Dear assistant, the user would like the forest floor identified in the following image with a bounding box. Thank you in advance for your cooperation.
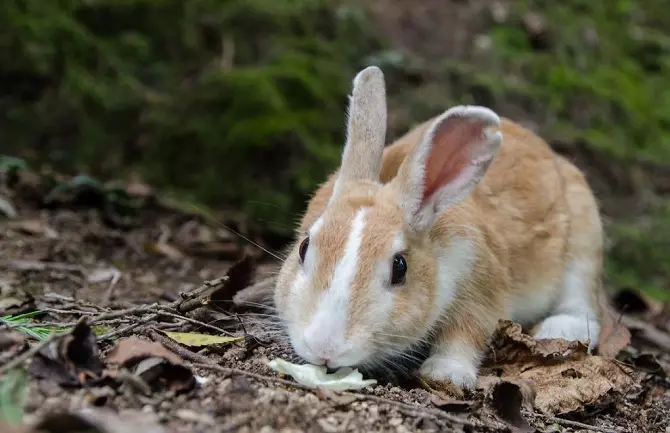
[0,171,668,433]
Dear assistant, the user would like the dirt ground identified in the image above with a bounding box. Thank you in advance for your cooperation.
[0,174,669,433]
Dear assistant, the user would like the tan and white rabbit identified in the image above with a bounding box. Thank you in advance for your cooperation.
[274,66,605,391]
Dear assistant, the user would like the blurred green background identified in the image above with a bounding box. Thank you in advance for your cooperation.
[1,0,669,299]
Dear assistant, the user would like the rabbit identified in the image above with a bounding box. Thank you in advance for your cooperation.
[273,66,605,392]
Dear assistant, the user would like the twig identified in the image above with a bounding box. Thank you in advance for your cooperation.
[186,362,497,429]
[4,319,131,329]
[98,314,159,341]
[101,271,122,306]
[621,315,670,352]
[147,308,233,336]
[536,414,621,433]
[148,329,214,365]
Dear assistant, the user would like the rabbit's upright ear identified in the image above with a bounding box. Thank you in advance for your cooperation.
[331,66,387,202]
[391,106,503,232]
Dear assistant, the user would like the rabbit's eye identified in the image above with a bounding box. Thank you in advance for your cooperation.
[298,237,310,264]
[391,254,407,285]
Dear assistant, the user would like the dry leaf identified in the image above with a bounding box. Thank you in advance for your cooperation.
[481,320,637,416]
[106,338,183,366]
[597,292,631,358]
[487,380,535,432]
[208,255,255,313]
[105,337,195,393]
[160,331,242,347]
[28,322,104,387]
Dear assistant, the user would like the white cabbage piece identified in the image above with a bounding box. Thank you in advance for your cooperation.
[267,358,377,391]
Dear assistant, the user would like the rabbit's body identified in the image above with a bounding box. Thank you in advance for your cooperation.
[274,67,604,391]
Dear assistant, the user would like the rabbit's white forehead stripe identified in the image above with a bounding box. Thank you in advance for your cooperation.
[300,208,368,361]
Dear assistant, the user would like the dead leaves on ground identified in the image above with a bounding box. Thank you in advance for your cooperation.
[478,320,635,416]
[106,337,195,393]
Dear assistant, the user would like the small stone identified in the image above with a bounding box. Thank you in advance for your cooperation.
[389,418,403,427]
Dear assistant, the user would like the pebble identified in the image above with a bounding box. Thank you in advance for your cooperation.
[389,417,403,427]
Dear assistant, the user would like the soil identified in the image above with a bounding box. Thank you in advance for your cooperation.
[1,180,669,433]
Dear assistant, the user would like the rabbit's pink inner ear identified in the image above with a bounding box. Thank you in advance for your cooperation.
[421,117,485,204]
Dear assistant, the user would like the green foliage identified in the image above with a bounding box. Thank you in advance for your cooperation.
[0,311,64,340]
[0,367,28,425]
[606,203,670,300]
[0,0,381,233]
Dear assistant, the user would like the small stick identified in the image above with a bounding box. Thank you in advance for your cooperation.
[537,414,622,433]
[147,329,214,365]
[147,308,233,336]
[98,314,159,341]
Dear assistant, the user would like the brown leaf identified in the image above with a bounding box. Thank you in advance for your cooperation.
[208,255,255,313]
[485,320,589,371]
[105,337,195,393]
[487,380,535,432]
[106,338,184,366]
[526,357,634,415]
[28,321,104,387]
[597,292,631,358]
[481,320,637,416]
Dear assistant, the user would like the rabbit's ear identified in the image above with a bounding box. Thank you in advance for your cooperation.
[331,66,387,202]
[390,106,503,232]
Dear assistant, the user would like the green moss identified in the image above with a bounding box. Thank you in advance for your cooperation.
[0,0,382,234]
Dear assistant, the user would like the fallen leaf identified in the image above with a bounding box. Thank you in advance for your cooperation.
[105,337,195,393]
[208,255,255,313]
[481,320,637,416]
[597,292,631,358]
[6,220,58,239]
[28,321,104,387]
[0,367,29,426]
[267,358,376,391]
[160,331,242,347]
[430,395,474,413]
[32,407,170,433]
[487,380,535,432]
[106,338,183,366]
[87,268,121,285]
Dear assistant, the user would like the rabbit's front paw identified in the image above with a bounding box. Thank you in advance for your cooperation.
[419,353,478,391]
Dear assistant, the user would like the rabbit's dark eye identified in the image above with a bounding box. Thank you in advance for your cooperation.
[298,237,309,264]
[391,253,407,285]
